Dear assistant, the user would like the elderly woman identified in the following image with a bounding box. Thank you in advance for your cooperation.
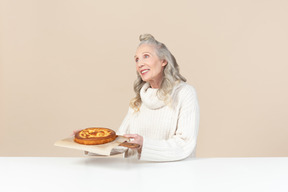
[117,34,200,161]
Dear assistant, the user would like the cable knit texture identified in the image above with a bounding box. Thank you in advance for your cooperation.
[117,81,200,162]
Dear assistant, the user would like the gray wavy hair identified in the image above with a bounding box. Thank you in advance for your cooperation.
[130,34,186,111]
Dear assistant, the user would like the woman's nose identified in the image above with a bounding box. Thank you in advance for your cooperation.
[137,60,144,68]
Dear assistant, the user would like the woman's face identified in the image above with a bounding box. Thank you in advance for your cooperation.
[134,44,167,88]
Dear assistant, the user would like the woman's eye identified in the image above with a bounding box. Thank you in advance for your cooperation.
[135,58,139,62]
[144,54,149,58]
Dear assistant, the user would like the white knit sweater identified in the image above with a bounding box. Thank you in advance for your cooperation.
[117,81,200,162]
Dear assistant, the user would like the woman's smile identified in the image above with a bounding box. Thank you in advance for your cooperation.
[140,69,150,74]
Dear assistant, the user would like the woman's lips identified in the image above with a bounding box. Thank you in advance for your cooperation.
[141,69,149,75]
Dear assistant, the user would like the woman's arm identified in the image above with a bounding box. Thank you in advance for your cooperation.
[116,107,134,135]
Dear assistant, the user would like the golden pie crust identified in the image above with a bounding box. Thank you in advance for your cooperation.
[74,127,116,145]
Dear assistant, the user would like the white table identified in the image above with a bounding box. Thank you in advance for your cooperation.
[0,157,287,192]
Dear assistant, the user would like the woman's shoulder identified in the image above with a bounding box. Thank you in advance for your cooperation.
[174,81,197,98]
[170,81,198,108]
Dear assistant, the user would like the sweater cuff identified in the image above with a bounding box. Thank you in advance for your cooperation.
[140,136,161,161]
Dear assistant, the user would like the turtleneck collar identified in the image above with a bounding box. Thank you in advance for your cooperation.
[140,81,184,110]
[140,83,165,110]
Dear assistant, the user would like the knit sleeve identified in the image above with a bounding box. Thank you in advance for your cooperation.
[140,86,200,161]
[116,107,134,135]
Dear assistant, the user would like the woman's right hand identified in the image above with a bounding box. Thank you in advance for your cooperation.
[71,129,82,136]
[123,134,143,149]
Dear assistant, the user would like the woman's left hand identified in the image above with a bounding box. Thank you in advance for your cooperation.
[123,134,143,149]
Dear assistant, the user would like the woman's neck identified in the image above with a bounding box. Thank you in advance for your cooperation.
[148,76,163,89]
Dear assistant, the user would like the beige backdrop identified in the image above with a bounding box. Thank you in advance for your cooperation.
[1,0,288,157]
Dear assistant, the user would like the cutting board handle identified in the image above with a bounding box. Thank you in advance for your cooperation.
[119,141,140,149]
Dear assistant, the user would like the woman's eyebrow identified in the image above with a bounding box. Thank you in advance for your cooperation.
[134,52,151,58]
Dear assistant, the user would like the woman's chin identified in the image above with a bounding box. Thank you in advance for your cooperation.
[141,77,149,82]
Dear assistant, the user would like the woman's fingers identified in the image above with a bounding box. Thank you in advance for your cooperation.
[123,134,143,147]
[123,134,138,142]
[71,129,82,136]
[123,134,138,138]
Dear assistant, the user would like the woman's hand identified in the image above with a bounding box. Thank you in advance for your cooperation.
[71,129,82,136]
[123,134,143,149]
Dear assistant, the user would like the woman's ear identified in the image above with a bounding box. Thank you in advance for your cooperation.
[162,60,168,67]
